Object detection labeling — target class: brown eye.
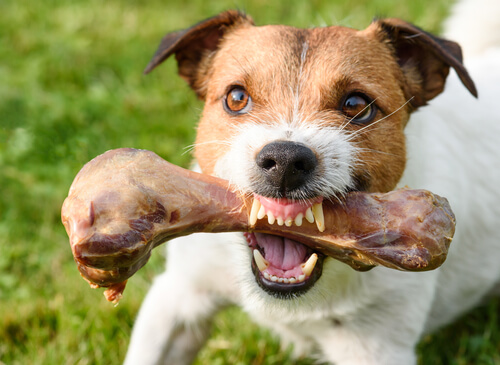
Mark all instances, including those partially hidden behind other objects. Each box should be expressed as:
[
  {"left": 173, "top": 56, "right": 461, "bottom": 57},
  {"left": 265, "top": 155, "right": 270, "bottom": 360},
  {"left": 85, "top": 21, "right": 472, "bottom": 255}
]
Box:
[
  {"left": 224, "top": 87, "right": 251, "bottom": 114},
  {"left": 341, "top": 93, "right": 376, "bottom": 123}
]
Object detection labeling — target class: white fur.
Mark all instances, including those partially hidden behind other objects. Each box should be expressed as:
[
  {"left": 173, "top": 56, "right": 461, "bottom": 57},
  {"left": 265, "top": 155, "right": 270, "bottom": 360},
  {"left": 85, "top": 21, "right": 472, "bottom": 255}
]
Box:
[
  {"left": 444, "top": 0, "right": 500, "bottom": 58},
  {"left": 124, "top": 1, "right": 500, "bottom": 364},
  {"left": 213, "top": 119, "right": 359, "bottom": 201}
]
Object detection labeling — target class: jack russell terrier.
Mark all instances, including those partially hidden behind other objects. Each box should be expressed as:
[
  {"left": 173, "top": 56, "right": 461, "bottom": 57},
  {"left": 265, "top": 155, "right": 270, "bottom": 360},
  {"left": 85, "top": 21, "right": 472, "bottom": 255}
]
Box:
[{"left": 124, "top": 0, "right": 500, "bottom": 363}]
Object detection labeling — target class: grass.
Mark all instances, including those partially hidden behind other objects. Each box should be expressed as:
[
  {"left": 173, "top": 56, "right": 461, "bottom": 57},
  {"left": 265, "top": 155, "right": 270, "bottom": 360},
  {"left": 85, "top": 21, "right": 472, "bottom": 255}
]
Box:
[{"left": 1, "top": 0, "right": 499, "bottom": 364}]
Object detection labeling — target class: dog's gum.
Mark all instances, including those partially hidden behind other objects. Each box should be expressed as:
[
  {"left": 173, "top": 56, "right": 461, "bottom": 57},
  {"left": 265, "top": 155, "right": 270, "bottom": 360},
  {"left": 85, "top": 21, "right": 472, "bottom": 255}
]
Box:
[{"left": 62, "top": 148, "right": 456, "bottom": 301}]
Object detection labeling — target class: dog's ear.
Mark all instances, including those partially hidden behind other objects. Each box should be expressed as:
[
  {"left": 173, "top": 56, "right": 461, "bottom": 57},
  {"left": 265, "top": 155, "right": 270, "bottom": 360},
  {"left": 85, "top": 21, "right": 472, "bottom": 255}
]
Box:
[
  {"left": 370, "top": 18, "right": 477, "bottom": 107},
  {"left": 144, "top": 10, "right": 254, "bottom": 98}
]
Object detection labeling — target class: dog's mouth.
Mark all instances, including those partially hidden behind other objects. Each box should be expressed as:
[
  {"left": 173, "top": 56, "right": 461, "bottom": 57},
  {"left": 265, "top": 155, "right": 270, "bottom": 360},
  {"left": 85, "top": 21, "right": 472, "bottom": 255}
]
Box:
[{"left": 245, "top": 194, "right": 326, "bottom": 297}]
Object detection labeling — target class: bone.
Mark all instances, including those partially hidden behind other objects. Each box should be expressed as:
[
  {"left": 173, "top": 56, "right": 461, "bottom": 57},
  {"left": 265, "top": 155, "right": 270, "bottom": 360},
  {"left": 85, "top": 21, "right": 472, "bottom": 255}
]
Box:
[{"left": 61, "top": 148, "right": 455, "bottom": 301}]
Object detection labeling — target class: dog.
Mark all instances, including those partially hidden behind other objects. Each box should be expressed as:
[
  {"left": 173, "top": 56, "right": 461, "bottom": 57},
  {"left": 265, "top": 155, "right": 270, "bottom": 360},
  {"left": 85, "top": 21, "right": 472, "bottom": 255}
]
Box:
[{"left": 124, "top": 0, "right": 500, "bottom": 363}]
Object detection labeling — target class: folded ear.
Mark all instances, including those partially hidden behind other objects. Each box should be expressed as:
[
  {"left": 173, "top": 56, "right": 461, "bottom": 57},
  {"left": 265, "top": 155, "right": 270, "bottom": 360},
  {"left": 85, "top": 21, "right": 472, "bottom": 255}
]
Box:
[
  {"left": 370, "top": 18, "right": 477, "bottom": 107},
  {"left": 144, "top": 10, "right": 254, "bottom": 97}
]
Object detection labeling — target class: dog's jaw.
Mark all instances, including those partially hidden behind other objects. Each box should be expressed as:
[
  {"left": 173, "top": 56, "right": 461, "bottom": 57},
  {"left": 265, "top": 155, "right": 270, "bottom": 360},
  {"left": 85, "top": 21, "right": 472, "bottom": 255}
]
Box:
[{"left": 208, "top": 117, "right": 363, "bottom": 297}]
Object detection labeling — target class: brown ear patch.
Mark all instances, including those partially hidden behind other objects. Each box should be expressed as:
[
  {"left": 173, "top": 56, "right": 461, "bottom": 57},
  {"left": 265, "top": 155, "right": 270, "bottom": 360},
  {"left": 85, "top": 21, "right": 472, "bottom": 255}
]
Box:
[
  {"left": 372, "top": 18, "right": 477, "bottom": 107},
  {"left": 143, "top": 10, "right": 254, "bottom": 96}
]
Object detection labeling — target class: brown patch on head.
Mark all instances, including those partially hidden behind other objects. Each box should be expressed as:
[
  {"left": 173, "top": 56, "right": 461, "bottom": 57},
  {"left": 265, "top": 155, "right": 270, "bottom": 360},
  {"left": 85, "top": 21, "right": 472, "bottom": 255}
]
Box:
[
  {"left": 145, "top": 12, "right": 476, "bottom": 193},
  {"left": 194, "top": 24, "right": 411, "bottom": 192}
]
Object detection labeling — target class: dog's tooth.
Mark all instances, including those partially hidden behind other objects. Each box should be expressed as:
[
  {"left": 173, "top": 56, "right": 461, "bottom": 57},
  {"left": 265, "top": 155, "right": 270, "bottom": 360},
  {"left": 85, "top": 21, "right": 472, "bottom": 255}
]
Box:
[
  {"left": 285, "top": 217, "right": 293, "bottom": 227},
  {"left": 312, "top": 203, "right": 325, "bottom": 232},
  {"left": 249, "top": 199, "right": 261, "bottom": 226},
  {"left": 301, "top": 253, "right": 318, "bottom": 278},
  {"left": 298, "top": 274, "right": 306, "bottom": 282},
  {"left": 271, "top": 275, "right": 278, "bottom": 282},
  {"left": 283, "top": 278, "right": 289, "bottom": 284},
  {"left": 257, "top": 204, "right": 266, "bottom": 219},
  {"left": 277, "top": 216, "right": 284, "bottom": 226},
  {"left": 305, "top": 208, "right": 314, "bottom": 223},
  {"left": 263, "top": 272, "right": 270, "bottom": 280},
  {"left": 253, "top": 249, "right": 269, "bottom": 272},
  {"left": 294, "top": 213, "right": 303, "bottom": 227},
  {"left": 267, "top": 211, "right": 276, "bottom": 225},
  {"left": 289, "top": 277, "right": 297, "bottom": 284}
]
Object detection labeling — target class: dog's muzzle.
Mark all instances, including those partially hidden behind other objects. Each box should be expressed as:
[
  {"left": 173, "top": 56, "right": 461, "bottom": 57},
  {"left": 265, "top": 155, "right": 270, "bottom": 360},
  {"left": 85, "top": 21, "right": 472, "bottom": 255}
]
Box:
[{"left": 248, "top": 141, "right": 325, "bottom": 297}]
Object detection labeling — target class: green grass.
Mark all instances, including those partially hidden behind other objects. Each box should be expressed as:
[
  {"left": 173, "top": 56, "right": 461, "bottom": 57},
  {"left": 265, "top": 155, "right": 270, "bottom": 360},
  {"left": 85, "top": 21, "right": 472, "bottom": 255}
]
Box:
[{"left": 1, "top": 0, "right": 499, "bottom": 364}]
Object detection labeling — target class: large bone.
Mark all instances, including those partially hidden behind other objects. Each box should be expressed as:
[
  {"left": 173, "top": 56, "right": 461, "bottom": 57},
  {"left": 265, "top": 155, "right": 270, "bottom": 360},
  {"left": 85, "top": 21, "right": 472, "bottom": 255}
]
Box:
[{"left": 61, "top": 148, "right": 455, "bottom": 302}]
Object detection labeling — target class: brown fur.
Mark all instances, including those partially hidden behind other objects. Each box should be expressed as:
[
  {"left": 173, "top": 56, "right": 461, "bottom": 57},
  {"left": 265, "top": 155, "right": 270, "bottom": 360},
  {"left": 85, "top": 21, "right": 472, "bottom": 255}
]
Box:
[{"left": 145, "top": 11, "right": 476, "bottom": 193}]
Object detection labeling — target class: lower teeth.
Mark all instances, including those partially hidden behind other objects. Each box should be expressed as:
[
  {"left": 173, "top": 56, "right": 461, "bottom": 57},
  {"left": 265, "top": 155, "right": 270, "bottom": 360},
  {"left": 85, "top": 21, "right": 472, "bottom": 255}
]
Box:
[{"left": 262, "top": 271, "right": 306, "bottom": 284}]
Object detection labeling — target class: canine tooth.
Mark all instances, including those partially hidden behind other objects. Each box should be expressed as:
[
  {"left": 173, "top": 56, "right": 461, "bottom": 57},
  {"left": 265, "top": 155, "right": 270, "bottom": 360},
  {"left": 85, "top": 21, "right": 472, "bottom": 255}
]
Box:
[
  {"left": 301, "top": 253, "right": 318, "bottom": 277},
  {"left": 285, "top": 218, "right": 293, "bottom": 227},
  {"left": 277, "top": 217, "right": 284, "bottom": 226},
  {"left": 298, "top": 274, "right": 306, "bottom": 282},
  {"left": 257, "top": 204, "right": 266, "bottom": 219},
  {"left": 267, "top": 211, "right": 276, "bottom": 225},
  {"left": 249, "top": 199, "right": 261, "bottom": 226},
  {"left": 312, "top": 203, "right": 325, "bottom": 232},
  {"left": 305, "top": 208, "right": 314, "bottom": 223},
  {"left": 294, "top": 213, "right": 303, "bottom": 226},
  {"left": 253, "top": 249, "right": 269, "bottom": 272}
]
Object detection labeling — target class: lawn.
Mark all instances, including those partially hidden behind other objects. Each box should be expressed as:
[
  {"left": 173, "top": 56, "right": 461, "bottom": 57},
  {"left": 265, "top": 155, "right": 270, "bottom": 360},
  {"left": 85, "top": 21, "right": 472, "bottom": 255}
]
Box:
[{"left": 1, "top": 0, "right": 499, "bottom": 364}]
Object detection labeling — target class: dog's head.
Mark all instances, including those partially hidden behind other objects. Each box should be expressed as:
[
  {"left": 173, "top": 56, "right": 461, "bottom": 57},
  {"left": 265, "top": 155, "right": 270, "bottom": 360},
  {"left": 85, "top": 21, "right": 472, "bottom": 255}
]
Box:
[{"left": 146, "top": 11, "right": 476, "bottom": 299}]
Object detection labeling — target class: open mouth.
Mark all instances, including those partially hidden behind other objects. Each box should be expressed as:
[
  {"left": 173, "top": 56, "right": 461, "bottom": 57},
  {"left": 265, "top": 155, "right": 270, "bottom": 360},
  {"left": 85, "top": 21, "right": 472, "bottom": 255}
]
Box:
[{"left": 245, "top": 194, "right": 326, "bottom": 298}]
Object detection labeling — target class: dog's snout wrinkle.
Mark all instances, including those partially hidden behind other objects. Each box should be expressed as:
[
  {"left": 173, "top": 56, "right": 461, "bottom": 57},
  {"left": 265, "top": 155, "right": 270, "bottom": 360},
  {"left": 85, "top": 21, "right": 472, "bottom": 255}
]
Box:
[{"left": 256, "top": 141, "right": 317, "bottom": 195}]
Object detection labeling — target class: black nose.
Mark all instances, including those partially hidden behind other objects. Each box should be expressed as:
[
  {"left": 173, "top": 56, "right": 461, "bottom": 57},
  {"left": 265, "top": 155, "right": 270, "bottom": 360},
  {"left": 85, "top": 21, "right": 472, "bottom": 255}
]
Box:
[{"left": 255, "top": 141, "right": 317, "bottom": 195}]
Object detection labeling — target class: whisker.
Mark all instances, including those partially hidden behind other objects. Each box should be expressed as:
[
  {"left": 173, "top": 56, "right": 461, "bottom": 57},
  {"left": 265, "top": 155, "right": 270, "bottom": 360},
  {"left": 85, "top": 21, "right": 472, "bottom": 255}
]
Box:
[
  {"left": 346, "top": 97, "right": 414, "bottom": 141},
  {"left": 344, "top": 122, "right": 388, "bottom": 139},
  {"left": 328, "top": 193, "right": 347, "bottom": 206},
  {"left": 186, "top": 140, "right": 232, "bottom": 148},
  {"left": 339, "top": 98, "right": 378, "bottom": 131},
  {"left": 355, "top": 146, "right": 401, "bottom": 158},
  {"left": 182, "top": 140, "right": 232, "bottom": 155}
]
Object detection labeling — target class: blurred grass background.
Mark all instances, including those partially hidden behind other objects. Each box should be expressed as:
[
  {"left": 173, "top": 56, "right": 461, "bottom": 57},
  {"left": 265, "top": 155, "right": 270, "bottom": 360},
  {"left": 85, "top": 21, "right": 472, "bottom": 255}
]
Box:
[{"left": 1, "top": 0, "right": 499, "bottom": 364}]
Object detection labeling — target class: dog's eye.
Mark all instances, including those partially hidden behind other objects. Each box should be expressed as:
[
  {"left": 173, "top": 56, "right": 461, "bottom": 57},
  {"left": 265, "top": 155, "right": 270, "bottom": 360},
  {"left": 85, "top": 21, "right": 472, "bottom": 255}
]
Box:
[
  {"left": 341, "top": 93, "right": 376, "bottom": 123},
  {"left": 224, "top": 87, "right": 251, "bottom": 114}
]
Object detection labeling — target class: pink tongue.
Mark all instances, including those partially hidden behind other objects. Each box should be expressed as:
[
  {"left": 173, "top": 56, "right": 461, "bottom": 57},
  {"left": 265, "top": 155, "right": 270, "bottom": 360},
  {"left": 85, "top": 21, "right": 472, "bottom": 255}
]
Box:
[{"left": 254, "top": 233, "right": 307, "bottom": 270}]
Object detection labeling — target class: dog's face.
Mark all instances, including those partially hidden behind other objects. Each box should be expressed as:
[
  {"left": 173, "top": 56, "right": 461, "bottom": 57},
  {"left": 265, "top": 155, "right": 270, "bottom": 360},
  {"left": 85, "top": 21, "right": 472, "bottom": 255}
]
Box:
[
  {"left": 197, "top": 24, "right": 410, "bottom": 194},
  {"left": 146, "top": 11, "right": 476, "bottom": 299}
]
